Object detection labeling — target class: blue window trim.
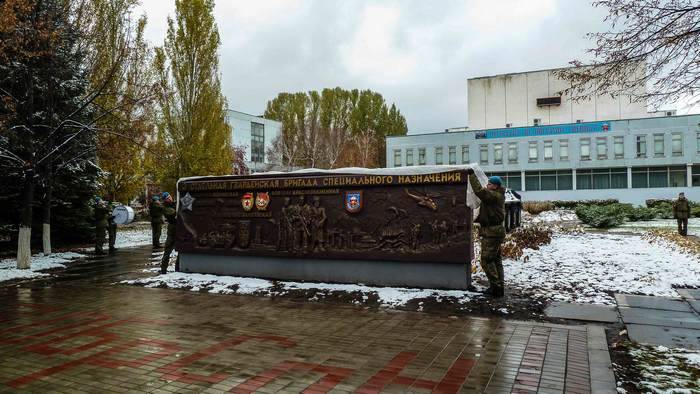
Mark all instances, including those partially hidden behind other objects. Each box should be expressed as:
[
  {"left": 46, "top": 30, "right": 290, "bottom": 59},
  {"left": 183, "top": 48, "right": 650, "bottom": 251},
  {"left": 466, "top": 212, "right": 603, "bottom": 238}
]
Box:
[{"left": 475, "top": 121, "right": 611, "bottom": 140}]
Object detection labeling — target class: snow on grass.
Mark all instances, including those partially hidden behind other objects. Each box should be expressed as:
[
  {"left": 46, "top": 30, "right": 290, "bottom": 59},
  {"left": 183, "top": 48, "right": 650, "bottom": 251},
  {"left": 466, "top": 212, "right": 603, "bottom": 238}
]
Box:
[
  {"left": 78, "top": 227, "right": 165, "bottom": 252},
  {"left": 617, "top": 344, "right": 700, "bottom": 393},
  {"left": 611, "top": 217, "right": 700, "bottom": 236},
  {"left": 0, "top": 252, "right": 85, "bottom": 282},
  {"left": 122, "top": 272, "right": 479, "bottom": 308},
  {"left": 529, "top": 209, "right": 579, "bottom": 224},
  {"left": 494, "top": 232, "right": 700, "bottom": 305}
]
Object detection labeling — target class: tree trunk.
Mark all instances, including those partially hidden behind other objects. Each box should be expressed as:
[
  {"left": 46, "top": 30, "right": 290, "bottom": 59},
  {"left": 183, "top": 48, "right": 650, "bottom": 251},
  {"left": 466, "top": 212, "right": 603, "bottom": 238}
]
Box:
[
  {"left": 42, "top": 168, "right": 53, "bottom": 255},
  {"left": 17, "top": 168, "right": 35, "bottom": 269}
]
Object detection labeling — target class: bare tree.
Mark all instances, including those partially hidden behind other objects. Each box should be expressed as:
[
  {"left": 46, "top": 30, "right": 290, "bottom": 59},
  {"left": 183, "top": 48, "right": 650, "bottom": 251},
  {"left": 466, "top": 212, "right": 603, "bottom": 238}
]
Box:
[
  {"left": 556, "top": 0, "right": 700, "bottom": 108},
  {"left": 231, "top": 145, "right": 249, "bottom": 175}
]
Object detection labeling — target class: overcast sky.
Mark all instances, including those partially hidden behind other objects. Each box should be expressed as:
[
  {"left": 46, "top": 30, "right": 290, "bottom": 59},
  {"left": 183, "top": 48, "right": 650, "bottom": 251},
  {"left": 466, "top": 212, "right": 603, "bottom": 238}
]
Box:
[{"left": 135, "top": 0, "right": 685, "bottom": 134}]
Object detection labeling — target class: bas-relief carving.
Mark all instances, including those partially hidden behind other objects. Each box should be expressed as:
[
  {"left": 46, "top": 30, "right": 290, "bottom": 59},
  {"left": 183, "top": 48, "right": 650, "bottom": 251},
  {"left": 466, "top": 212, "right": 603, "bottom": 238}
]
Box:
[{"left": 176, "top": 174, "right": 472, "bottom": 264}]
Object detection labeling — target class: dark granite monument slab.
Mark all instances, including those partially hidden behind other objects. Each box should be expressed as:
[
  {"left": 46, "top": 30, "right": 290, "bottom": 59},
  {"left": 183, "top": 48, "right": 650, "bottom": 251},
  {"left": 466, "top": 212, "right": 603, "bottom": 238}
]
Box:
[{"left": 175, "top": 169, "right": 474, "bottom": 289}]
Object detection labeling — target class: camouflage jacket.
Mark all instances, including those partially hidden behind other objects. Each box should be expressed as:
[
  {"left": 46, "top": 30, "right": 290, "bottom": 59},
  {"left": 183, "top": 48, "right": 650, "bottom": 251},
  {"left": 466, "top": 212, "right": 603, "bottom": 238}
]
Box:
[
  {"left": 163, "top": 204, "right": 177, "bottom": 225},
  {"left": 673, "top": 198, "right": 690, "bottom": 219},
  {"left": 469, "top": 174, "right": 506, "bottom": 238},
  {"left": 94, "top": 203, "right": 110, "bottom": 227},
  {"left": 149, "top": 201, "right": 164, "bottom": 223}
]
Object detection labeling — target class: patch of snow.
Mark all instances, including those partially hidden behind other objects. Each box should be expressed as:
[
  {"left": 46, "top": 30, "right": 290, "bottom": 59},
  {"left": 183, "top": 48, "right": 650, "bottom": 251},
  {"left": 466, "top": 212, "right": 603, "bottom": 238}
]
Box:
[
  {"left": 612, "top": 218, "right": 700, "bottom": 236},
  {"left": 0, "top": 252, "right": 85, "bottom": 282},
  {"left": 619, "top": 344, "right": 700, "bottom": 393},
  {"left": 529, "top": 209, "right": 579, "bottom": 224},
  {"left": 485, "top": 232, "right": 700, "bottom": 304},
  {"left": 122, "top": 271, "right": 479, "bottom": 308},
  {"left": 681, "top": 352, "right": 700, "bottom": 367}
]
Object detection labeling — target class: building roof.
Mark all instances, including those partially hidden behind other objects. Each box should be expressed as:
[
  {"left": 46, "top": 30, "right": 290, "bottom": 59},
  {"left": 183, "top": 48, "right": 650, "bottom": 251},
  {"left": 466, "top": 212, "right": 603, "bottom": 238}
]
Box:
[{"left": 387, "top": 113, "right": 700, "bottom": 139}]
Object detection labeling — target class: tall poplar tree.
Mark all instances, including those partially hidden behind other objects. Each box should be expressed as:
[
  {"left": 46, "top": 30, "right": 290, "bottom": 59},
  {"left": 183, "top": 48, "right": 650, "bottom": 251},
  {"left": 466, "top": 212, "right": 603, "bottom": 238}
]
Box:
[{"left": 151, "top": 0, "right": 232, "bottom": 193}]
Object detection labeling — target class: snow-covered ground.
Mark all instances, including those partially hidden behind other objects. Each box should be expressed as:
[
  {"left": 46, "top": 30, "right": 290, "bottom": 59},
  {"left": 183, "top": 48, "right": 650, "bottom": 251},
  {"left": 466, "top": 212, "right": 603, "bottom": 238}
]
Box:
[
  {"left": 113, "top": 227, "right": 164, "bottom": 248},
  {"left": 616, "top": 344, "right": 700, "bottom": 393},
  {"left": 492, "top": 232, "right": 700, "bottom": 304},
  {"left": 124, "top": 268, "right": 479, "bottom": 308},
  {"left": 528, "top": 209, "right": 580, "bottom": 224},
  {"left": 612, "top": 217, "right": 700, "bottom": 236},
  {"left": 124, "top": 230, "right": 700, "bottom": 307},
  {"left": 1, "top": 227, "right": 162, "bottom": 284},
  {"left": 0, "top": 252, "right": 84, "bottom": 282}
]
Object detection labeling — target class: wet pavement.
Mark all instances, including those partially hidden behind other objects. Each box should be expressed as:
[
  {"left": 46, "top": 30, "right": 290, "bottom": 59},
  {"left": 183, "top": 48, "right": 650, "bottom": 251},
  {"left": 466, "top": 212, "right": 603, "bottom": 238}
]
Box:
[{"left": 0, "top": 247, "right": 615, "bottom": 393}]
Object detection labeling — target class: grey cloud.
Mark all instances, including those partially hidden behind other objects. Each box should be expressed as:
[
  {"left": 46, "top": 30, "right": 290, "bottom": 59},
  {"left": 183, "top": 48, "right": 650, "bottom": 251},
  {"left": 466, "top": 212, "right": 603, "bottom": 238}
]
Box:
[{"left": 140, "top": 0, "right": 613, "bottom": 131}]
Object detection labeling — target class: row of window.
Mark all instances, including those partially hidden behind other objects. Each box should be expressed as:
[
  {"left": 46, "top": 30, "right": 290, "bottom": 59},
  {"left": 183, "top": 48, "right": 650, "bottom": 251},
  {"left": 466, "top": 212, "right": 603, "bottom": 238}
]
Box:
[
  {"left": 393, "top": 132, "right": 697, "bottom": 166},
  {"left": 487, "top": 166, "right": 690, "bottom": 191},
  {"left": 251, "top": 122, "right": 265, "bottom": 163}
]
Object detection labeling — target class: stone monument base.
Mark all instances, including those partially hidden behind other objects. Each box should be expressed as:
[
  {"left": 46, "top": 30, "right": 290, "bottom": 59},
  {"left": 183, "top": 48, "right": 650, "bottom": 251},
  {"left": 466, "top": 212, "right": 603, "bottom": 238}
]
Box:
[{"left": 179, "top": 253, "right": 470, "bottom": 290}]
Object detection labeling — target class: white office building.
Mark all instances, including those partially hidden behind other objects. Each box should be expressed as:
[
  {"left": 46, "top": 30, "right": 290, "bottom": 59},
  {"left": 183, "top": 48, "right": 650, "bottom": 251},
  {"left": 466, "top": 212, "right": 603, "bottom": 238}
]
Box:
[
  {"left": 386, "top": 67, "right": 700, "bottom": 204},
  {"left": 226, "top": 110, "right": 282, "bottom": 172}
]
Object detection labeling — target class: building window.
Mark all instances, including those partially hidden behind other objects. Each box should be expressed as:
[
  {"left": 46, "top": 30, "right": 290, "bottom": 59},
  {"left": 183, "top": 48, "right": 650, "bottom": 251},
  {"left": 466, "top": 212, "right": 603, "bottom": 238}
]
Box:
[
  {"left": 543, "top": 141, "right": 553, "bottom": 161},
  {"left": 632, "top": 166, "right": 687, "bottom": 188},
  {"left": 577, "top": 168, "right": 627, "bottom": 190},
  {"left": 654, "top": 134, "right": 664, "bottom": 157},
  {"left": 636, "top": 135, "right": 646, "bottom": 158},
  {"left": 696, "top": 133, "right": 700, "bottom": 153},
  {"left": 418, "top": 148, "right": 426, "bottom": 165},
  {"left": 524, "top": 170, "right": 573, "bottom": 191},
  {"left": 528, "top": 141, "right": 538, "bottom": 162},
  {"left": 614, "top": 136, "right": 624, "bottom": 159},
  {"left": 508, "top": 143, "right": 518, "bottom": 163},
  {"left": 596, "top": 137, "right": 607, "bottom": 159},
  {"left": 559, "top": 140, "right": 569, "bottom": 161},
  {"left": 448, "top": 146, "right": 456, "bottom": 165},
  {"left": 672, "top": 133, "right": 683, "bottom": 156},
  {"left": 494, "top": 144, "right": 503, "bottom": 164},
  {"left": 487, "top": 172, "right": 522, "bottom": 191},
  {"left": 393, "top": 149, "right": 402, "bottom": 167},
  {"left": 580, "top": 138, "right": 591, "bottom": 160},
  {"left": 435, "top": 147, "right": 443, "bottom": 165},
  {"left": 251, "top": 122, "right": 265, "bottom": 163},
  {"left": 405, "top": 149, "right": 414, "bottom": 166},
  {"left": 461, "top": 146, "right": 469, "bottom": 164},
  {"left": 479, "top": 145, "right": 488, "bottom": 165},
  {"left": 693, "top": 165, "right": 700, "bottom": 186}
]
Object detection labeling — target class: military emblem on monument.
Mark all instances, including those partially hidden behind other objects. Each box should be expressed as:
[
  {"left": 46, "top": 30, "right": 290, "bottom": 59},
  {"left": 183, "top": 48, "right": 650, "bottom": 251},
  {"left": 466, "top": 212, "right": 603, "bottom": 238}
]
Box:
[
  {"left": 344, "top": 191, "right": 363, "bottom": 213},
  {"left": 241, "top": 192, "right": 254, "bottom": 211},
  {"left": 255, "top": 192, "right": 270, "bottom": 211},
  {"left": 180, "top": 192, "right": 195, "bottom": 211}
]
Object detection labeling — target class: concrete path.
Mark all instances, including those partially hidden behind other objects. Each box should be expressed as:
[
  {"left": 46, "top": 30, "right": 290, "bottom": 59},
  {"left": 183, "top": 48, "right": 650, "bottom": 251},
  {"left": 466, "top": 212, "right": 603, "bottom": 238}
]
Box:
[
  {"left": 0, "top": 247, "right": 617, "bottom": 393},
  {"left": 545, "top": 293, "right": 700, "bottom": 350}
]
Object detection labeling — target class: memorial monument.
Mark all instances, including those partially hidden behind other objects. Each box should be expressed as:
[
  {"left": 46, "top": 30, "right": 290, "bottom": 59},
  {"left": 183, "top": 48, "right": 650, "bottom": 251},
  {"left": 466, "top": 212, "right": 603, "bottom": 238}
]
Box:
[{"left": 175, "top": 166, "right": 483, "bottom": 289}]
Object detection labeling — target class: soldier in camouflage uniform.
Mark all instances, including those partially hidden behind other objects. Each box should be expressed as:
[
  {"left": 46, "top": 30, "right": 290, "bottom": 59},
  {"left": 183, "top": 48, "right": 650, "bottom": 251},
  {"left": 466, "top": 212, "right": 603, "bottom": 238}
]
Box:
[
  {"left": 149, "top": 195, "right": 164, "bottom": 248},
  {"left": 94, "top": 197, "right": 110, "bottom": 255},
  {"left": 160, "top": 192, "right": 177, "bottom": 274},
  {"left": 467, "top": 170, "right": 506, "bottom": 297},
  {"left": 107, "top": 199, "right": 118, "bottom": 253},
  {"left": 673, "top": 192, "right": 690, "bottom": 236}
]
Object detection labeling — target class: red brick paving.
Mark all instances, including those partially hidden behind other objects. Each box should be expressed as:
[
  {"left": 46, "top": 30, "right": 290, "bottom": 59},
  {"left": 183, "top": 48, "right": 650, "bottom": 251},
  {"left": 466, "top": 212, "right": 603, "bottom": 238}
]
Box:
[{"left": 0, "top": 249, "right": 605, "bottom": 393}]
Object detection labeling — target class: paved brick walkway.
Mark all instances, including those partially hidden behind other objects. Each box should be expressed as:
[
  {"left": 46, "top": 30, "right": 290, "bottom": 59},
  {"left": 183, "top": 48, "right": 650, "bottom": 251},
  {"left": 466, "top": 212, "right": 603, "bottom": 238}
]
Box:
[{"left": 0, "top": 248, "right": 614, "bottom": 393}]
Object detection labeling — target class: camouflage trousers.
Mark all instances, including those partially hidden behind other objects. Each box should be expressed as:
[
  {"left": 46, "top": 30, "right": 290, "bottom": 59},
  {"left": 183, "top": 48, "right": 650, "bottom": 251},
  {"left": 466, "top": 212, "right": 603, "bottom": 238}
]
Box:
[
  {"left": 95, "top": 225, "right": 107, "bottom": 253},
  {"left": 677, "top": 218, "right": 688, "bottom": 236},
  {"left": 151, "top": 222, "right": 162, "bottom": 246},
  {"left": 160, "top": 225, "right": 179, "bottom": 274},
  {"left": 480, "top": 235, "right": 505, "bottom": 290},
  {"left": 108, "top": 223, "right": 117, "bottom": 250}
]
